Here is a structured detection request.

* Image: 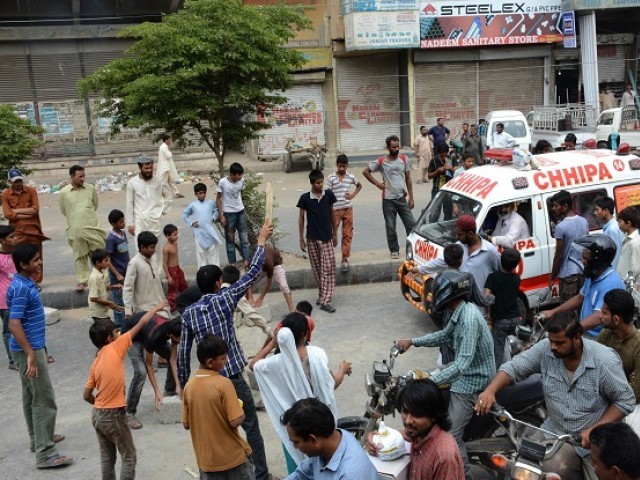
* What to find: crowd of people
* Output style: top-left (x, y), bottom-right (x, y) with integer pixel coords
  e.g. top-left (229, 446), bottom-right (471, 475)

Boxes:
top-left (2, 129), bottom-right (640, 480)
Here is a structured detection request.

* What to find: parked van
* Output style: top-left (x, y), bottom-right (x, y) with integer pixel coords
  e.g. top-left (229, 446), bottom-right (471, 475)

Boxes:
top-left (483, 110), bottom-right (532, 150)
top-left (399, 149), bottom-right (640, 319)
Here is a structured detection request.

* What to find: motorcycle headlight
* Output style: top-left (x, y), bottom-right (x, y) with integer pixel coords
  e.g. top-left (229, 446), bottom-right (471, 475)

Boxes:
top-left (405, 241), bottom-right (413, 261)
top-left (511, 465), bottom-right (541, 480)
top-left (365, 374), bottom-right (375, 397)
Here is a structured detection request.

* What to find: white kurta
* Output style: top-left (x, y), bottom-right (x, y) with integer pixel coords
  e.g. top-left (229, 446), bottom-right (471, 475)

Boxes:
top-left (253, 328), bottom-right (337, 465)
top-left (126, 175), bottom-right (171, 237)
top-left (157, 142), bottom-right (180, 195)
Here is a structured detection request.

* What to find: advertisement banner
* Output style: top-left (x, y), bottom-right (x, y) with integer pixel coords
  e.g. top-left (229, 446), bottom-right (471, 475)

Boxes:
top-left (562, 11), bottom-right (576, 48)
top-left (614, 184), bottom-right (640, 212)
top-left (419, 0), bottom-right (564, 49)
top-left (345, 11), bottom-right (420, 50)
top-left (342, 0), bottom-right (419, 14)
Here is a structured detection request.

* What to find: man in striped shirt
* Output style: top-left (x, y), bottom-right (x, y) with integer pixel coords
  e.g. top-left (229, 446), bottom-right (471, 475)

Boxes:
top-left (178, 221), bottom-right (273, 480)
top-left (8, 244), bottom-right (72, 469)
top-left (327, 154), bottom-right (362, 272)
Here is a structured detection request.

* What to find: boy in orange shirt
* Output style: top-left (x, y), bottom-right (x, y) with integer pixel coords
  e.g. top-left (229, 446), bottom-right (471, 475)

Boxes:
top-left (183, 333), bottom-right (253, 479)
top-left (83, 301), bottom-right (167, 480)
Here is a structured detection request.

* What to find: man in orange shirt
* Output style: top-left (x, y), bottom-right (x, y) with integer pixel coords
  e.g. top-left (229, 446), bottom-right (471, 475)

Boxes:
top-left (1, 169), bottom-right (49, 286)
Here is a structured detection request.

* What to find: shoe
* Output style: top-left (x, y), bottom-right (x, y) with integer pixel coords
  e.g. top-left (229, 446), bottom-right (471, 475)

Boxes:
top-left (320, 303), bottom-right (336, 313)
top-left (36, 455), bottom-right (73, 469)
top-left (8, 363), bottom-right (17, 371)
top-left (255, 399), bottom-right (266, 411)
top-left (341, 260), bottom-right (349, 272)
top-left (126, 414), bottom-right (143, 430)
top-left (390, 252), bottom-right (400, 260)
top-left (316, 297), bottom-right (321, 305)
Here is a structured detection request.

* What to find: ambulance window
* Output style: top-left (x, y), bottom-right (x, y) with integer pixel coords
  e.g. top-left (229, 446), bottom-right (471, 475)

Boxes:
top-left (572, 190), bottom-right (607, 231)
top-left (597, 112), bottom-right (614, 126)
top-left (613, 183), bottom-right (640, 213)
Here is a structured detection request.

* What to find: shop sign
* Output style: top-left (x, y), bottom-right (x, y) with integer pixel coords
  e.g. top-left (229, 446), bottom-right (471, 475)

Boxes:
top-left (562, 11), bottom-right (576, 48)
top-left (561, 0), bottom-right (640, 11)
top-left (344, 11), bottom-right (420, 50)
top-left (419, 0), bottom-right (564, 49)
top-left (297, 48), bottom-right (332, 70)
top-left (341, 0), bottom-right (419, 14)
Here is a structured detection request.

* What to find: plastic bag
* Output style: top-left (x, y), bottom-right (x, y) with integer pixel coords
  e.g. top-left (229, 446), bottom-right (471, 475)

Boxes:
top-left (373, 422), bottom-right (407, 461)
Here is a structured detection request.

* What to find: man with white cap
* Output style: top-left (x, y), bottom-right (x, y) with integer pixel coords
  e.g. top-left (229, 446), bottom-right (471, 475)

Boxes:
top-left (1, 169), bottom-right (49, 287)
top-left (125, 156), bottom-right (172, 272)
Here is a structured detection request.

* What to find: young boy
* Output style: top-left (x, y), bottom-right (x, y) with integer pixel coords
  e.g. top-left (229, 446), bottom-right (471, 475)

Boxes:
top-left (0, 225), bottom-right (17, 370)
top-left (83, 301), bottom-right (166, 480)
top-left (248, 245), bottom-right (295, 312)
top-left (182, 333), bottom-right (253, 479)
top-left (297, 169), bottom-right (337, 313)
top-left (453, 153), bottom-right (475, 178)
top-left (88, 249), bottom-right (124, 322)
top-left (221, 265), bottom-right (272, 338)
top-left (216, 162), bottom-right (250, 267)
top-left (327, 154), bottom-right (362, 272)
top-left (183, 183), bottom-right (222, 268)
top-left (162, 224), bottom-right (188, 313)
top-left (105, 209), bottom-right (129, 328)
top-left (484, 248), bottom-right (522, 368)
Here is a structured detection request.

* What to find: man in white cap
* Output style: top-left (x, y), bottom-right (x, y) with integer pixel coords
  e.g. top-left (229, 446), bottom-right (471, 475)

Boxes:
top-left (126, 156), bottom-right (172, 272)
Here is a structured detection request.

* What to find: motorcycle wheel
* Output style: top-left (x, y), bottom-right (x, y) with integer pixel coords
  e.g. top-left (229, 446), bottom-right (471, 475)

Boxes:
top-left (337, 416), bottom-right (369, 441)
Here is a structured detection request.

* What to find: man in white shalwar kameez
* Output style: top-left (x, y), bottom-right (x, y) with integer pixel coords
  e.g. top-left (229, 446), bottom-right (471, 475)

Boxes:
top-left (158, 133), bottom-right (183, 198)
top-left (126, 156), bottom-right (172, 272)
top-left (249, 321), bottom-right (351, 470)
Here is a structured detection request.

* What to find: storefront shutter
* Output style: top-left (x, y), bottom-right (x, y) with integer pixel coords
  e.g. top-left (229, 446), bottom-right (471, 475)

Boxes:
top-left (257, 84), bottom-right (326, 156)
top-left (336, 54), bottom-right (401, 152)
top-left (414, 62), bottom-right (478, 140)
top-left (597, 44), bottom-right (626, 84)
top-left (0, 53), bottom-right (32, 103)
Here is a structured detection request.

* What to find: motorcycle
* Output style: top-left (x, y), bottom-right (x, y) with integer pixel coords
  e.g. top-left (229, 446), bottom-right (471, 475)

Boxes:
top-left (474, 406), bottom-right (582, 480)
top-left (337, 344), bottom-right (547, 465)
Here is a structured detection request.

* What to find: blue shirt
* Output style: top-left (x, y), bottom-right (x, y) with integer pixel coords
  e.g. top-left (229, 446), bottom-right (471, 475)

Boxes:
top-left (177, 246), bottom-right (265, 387)
top-left (183, 199), bottom-right (222, 250)
top-left (500, 338), bottom-right (635, 457)
top-left (284, 429), bottom-right (378, 480)
top-left (555, 215), bottom-right (589, 278)
top-left (580, 267), bottom-right (624, 337)
top-left (428, 125), bottom-right (450, 150)
top-left (603, 218), bottom-right (623, 271)
top-left (105, 230), bottom-right (130, 276)
top-left (8, 273), bottom-right (46, 351)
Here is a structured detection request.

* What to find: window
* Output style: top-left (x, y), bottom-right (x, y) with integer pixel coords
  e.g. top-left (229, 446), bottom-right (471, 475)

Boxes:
top-left (491, 120), bottom-right (527, 138)
top-left (414, 191), bottom-right (482, 246)
top-left (548, 189), bottom-right (607, 234)
top-left (597, 112), bottom-right (614, 126)
top-left (614, 183), bottom-right (640, 212)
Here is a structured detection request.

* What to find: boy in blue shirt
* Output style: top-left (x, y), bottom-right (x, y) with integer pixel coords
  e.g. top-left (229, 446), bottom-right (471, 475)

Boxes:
top-left (183, 183), bottom-right (223, 268)
top-left (8, 244), bottom-right (73, 469)
top-left (105, 209), bottom-right (130, 328)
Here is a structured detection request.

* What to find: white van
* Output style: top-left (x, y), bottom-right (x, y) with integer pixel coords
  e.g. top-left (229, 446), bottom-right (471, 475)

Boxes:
top-left (484, 110), bottom-right (532, 150)
top-left (400, 149), bottom-right (640, 318)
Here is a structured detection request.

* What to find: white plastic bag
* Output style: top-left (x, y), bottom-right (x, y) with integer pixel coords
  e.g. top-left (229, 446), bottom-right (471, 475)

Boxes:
top-left (373, 422), bottom-right (408, 461)
top-left (512, 148), bottom-right (539, 171)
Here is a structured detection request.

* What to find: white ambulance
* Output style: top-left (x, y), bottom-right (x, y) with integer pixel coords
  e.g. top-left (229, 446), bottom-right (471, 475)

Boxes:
top-left (400, 149), bottom-right (640, 319)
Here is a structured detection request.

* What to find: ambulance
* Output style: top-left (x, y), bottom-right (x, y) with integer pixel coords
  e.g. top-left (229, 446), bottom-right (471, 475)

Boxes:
top-left (399, 149), bottom-right (640, 320)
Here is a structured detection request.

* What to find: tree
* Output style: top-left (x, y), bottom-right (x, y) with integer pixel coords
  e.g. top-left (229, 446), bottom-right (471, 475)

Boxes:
top-left (0, 104), bottom-right (43, 190)
top-left (78, 0), bottom-right (309, 173)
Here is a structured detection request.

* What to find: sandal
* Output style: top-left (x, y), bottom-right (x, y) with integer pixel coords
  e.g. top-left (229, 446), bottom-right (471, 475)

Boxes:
top-left (127, 414), bottom-right (143, 430)
top-left (36, 455), bottom-right (73, 469)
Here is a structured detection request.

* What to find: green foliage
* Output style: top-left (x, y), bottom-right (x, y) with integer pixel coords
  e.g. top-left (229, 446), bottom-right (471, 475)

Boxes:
top-left (0, 104), bottom-right (42, 190)
top-left (78, 0), bottom-right (310, 173)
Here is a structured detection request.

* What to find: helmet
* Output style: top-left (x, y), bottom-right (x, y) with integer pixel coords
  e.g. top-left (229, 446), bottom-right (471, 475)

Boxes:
top-left (582, 138), bottom-right (597, 149)
top-left (573, 234), bottom-right (616, 271)
top-left (431, 270), bottom-right (472, 311)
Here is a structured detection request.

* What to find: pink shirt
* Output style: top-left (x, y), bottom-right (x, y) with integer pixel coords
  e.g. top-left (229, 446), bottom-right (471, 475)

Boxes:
top-left (0, 251), bottom-right (17, 309)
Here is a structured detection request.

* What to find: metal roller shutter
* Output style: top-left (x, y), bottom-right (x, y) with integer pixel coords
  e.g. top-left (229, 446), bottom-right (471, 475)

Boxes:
top-left (479, 58), bottom-right (544, 117)
top-left (80, 39), bottom-right (132, 76)
top-left (414, 62), bottom-right (478, 138)
top-left (258, 84), bottom-right (326, 155)
top-left (597, 44), bottom-right (626, 84)
top-left (0, 54), bottom-right (32, 103)
top-left (336, 54), bottom-right (400, 152)
top-left (30, 51), bottom-right (83, 101)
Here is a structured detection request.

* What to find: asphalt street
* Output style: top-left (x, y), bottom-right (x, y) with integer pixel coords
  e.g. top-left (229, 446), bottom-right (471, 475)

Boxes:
top-left (33, 154), bottom-right (434, 287)
top-left (0, 282), bottom-right (439, 480)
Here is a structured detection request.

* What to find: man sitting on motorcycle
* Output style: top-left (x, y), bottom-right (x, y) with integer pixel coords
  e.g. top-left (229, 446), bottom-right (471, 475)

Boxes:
top-left (397, 270), bottom-right (495, 480)
top-left (365, 379), bottom-right (464, 480)
top-left (476, 312), bottom-right (635, 480)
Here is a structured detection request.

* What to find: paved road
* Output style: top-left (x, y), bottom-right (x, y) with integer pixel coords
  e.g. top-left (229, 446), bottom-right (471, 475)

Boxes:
top-left (0, 282), bottom-right (439, 480)
top-left (34, 157), bottom-right (433, 285)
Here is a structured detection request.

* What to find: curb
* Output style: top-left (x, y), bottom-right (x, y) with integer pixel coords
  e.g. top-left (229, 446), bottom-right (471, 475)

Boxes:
top-left (40, 258), bottom-right (402, 310)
